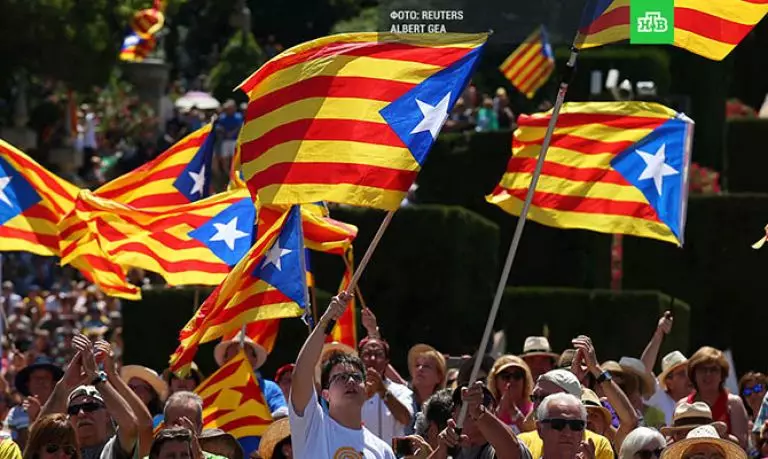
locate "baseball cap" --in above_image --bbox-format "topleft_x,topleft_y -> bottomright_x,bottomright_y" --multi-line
538,369 -> 583,398
68,385 -> 105,406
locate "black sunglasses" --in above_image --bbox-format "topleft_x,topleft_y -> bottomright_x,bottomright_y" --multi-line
635,448 -> 664,459
67,401 -> 104,416
498,369 -> 526,381
329,371 -> 364,385
45,444 -> 77,456
542,418 -> 586,431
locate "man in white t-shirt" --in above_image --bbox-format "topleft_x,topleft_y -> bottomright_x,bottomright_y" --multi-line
359,337 -> 414,445
290,292 -> 396,458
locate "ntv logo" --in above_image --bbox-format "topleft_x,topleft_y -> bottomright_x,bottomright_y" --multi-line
637,12 -> 668,33
630,0 -> 674,44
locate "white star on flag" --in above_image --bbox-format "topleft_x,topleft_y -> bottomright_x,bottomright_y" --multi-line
209,216 -> 249,250
636,143 -> 679,196
410,92 -> 452,140
188,165 -> 206,196
262,240 -> 292,271
0,176 -> 13,207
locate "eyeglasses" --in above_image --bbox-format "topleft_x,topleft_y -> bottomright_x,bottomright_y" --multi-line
541,418 -> 586,431
743,384 -> 765,396
45,444 -> 77,456
498,369 -> 526,381
361,350 -> 386,359
67,401 -> 104,416
635,448 -> 664,459
329,371 -> 364,386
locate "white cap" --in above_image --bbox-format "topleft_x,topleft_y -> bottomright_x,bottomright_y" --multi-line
538,369 -> 582,398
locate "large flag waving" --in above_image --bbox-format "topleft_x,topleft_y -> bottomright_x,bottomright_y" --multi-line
500,26 -> 555,99
170,205 -> 307,374
60,189 -> 255,286
575,0 -> 768,61
0,140 -> 79,255
95,125 -> 215,208
195,350 -> 272,454
487,102 -> 694,246
258,204 -> 358,255
237,32 -> 488,210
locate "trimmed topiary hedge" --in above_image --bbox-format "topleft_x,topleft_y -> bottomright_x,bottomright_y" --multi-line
724,119 -> 768,193
497,287 -> 690,372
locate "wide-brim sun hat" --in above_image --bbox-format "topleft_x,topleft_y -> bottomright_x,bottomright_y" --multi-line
660,402 -> 727,437
213,332 -> 268,370
521,336 -> 559,360
618,357 -> 656,398
121,365 -> 169,401
661,425 -> 746,459
15,357 -> 64,396
581,388 -> 612,427
658,351 -> 688,391
258,418 -> 291,459
199,428 -> 244,459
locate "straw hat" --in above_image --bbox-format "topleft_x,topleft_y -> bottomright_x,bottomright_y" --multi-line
658,351 -> 688,390
199,429 -> 244,459
314,342 -> 357,386
521,336 -> 559,360
618,357 -> 656,398
581,388 -> 612,427
660,402 -> 727,437
213,332 -> 268,370
661,425 -> 746,459
121,365 -> 169,401
258,418 -> 291,459
408,344 -> 446,379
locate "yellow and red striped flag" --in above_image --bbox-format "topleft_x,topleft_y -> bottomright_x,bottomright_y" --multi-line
237,32 -> 487,210
95,125 -> 214,208
326,248 -> 357,348
170,205 -> 308,374
487,102 -> 694,245
222,319 -> 281,354
60,189 -> 255,287
500,26 -> 555,99
195,350 -> 272,450
258,205 -> 357,256
119,32 -> 156,62
575,0 -> 768,61
0,140 -> 79,256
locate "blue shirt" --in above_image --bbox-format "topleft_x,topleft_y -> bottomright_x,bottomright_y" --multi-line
257,373 -> 287,415
216,113 -> 244,140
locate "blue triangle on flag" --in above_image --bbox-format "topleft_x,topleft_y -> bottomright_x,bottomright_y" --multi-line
0,157 -> 42,225
188,197 -> 255,266
173,127 -> 215,201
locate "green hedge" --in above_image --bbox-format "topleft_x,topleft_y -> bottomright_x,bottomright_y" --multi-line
621,194 -> 768,374
724,119 -> 768,193
498,288 -> 690,372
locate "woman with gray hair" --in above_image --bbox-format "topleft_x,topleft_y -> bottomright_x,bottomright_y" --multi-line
619,427 -> 667,459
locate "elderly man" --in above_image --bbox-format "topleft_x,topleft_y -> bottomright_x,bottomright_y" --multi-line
163,391 -> 228,459
536,393 -> 595,459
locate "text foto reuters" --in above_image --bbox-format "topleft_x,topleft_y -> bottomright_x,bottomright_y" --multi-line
389,10 -> 464,21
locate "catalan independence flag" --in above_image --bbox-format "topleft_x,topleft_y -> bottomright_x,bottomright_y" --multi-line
258,205 -> 358,256
0,140 -> 79,256
119,32 -> 156,62
62,234 -> 141,300
96,125 -> 214,208
326,248 -> 357,348
237,32 -> 487,210
487,102 -> 694,246
61,189 -> 254,287
500,26 -> 555,99
170,205 -> 307,374
222,319 -> 281,354
195,350 -> 272,454
575,0 -> 768,61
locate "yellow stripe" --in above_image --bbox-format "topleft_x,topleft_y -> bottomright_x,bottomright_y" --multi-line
247,55 -> 443,100
240,97 -> 389,142
512,145 -> 616,170
497,171 -> 647,203
516,57 -> 553,97
242,141 -> 417,177
529,101 -> 677,119
673,29 -> 737,61
4,216 -> 61,235
676,0 -> 768,24
201,302 -> 304,343
0,240 -> 57,256
503,43 -> 543,79
255,183 -> 407,211
575,25 -> 630,49
486,192 -> 678,244
109,251 -> 228,286
516,124 -> 653,144
523,67 -> 554,98
107,238 -> 228,264
500,28 -> 542,70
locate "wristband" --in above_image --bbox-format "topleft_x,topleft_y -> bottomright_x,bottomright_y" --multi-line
596,370 -> 613,384
91,371 -> 108,386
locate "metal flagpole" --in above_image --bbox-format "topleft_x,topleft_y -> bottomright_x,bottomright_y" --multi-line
454,49 -> 581,431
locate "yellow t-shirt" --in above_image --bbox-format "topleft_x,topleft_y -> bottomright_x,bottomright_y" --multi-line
518,429 -> 614,459
0,439 -> 22,459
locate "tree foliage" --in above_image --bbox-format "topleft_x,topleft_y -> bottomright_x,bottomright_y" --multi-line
208,29 -> 265,105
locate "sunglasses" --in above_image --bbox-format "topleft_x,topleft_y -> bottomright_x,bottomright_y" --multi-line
498,369 -> 526,381
45,444 -> 77,456
636,448 -> 664,459
329,371 -> 364,386
743,384 -> 765,396
67,401 -> 104,416
541,418 -> 586,432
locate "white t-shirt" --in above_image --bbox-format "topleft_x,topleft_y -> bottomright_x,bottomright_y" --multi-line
362,379 -> 414,446
645,380 -> 677,426
290,387 -> 396,459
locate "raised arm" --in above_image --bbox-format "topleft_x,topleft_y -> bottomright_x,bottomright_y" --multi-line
361,307 -> 407,385
463,382 -> 522,459
39,351 -> 90,418
640,312 -> 672,375
291,292 -> 352,415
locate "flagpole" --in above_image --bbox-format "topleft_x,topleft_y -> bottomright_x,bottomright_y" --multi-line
454,48 -> 580,431
192,287 -> 200,314
342,249 -> 369,310
323,210 -> 395,334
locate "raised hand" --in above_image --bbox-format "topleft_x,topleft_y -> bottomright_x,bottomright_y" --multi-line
322,291 -> 353,324
365,368 -> 385,398
575,438 -> 596,459
62,352 -> 90,390
173,416 -> 203,459
658,311 -> 673,335
73,334 -> 98,379
438,419 -> 468,449
572,335 -> 600,374
94,340 -> 116,377
23,396 -> 41,422
361,307 -> 379,334
462,381 -> 486,420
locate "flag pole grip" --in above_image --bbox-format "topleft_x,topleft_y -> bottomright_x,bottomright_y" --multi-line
454,48 -> 580,430
324,210 -> 395,334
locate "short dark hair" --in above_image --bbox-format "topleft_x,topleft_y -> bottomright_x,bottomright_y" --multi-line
415,389 -> 454,437
321,352 -> 366,390
150,427 -> 193,459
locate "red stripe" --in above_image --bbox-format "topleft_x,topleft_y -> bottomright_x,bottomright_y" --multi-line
109,242 -> 231,274
96,163 -> 187,200
215,415 -> 272,433
675,7 -> 759,45
501,43 -> 534,74
246,75 -> 415,120
498,188 -> 660,220
60,220 -> 88,240
0,225 -> 59,249
197,359 -> 243,393
21,203 -> 61,222
241,119 -> 405,163
580,5 -> 629,35
240,41 -> 473,93
207,290 -> 296,327
124,192 -> 193,208
513,134 -> 636,155
249,161 -> 417,193
3,148 -> 77,203
506,49 -> 545,85
506,157 -> 630,185
512,56 -> 550,93
520,113 -> 667,129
